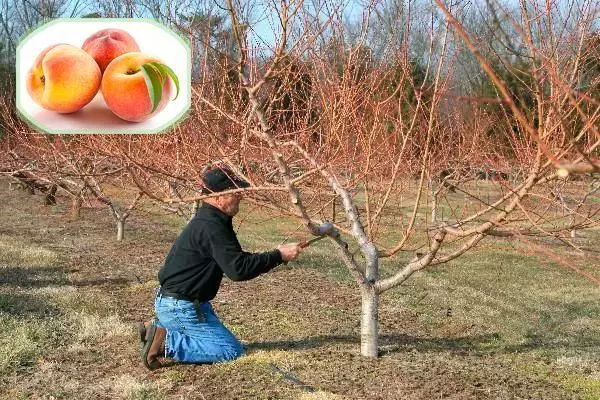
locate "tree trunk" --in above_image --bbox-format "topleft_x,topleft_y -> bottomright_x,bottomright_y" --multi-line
360,286 -> 379,357
361,246 -> 379,357
44,184 -> 57,205
71,196 -> 83,219
116,219 -> 124,241
431,195 -> 438,223
429,179 -> 438,223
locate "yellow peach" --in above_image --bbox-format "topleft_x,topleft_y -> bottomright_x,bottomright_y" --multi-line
26,44 -> 101,113
82,29 -> 140,73
101,52 -> 172,122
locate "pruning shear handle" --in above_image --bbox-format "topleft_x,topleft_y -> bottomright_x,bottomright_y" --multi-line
299,236 -> 326,249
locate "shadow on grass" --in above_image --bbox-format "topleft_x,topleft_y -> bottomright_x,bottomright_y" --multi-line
70,277 -> 131,287
246,333 -> 496,353
0,266 -> 131,288
246,331 -> 600,356
0,266 -> 68,288
0,292 -> 61,318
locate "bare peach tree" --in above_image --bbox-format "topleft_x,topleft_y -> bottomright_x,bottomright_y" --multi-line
193,0 -> 600,357
0,124 -> 150,241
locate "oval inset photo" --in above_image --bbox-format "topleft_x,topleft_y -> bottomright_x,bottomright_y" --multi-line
16,19 -> 191,134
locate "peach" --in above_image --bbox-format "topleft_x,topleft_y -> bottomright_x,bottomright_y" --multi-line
26,44 -> 101,113
101,52 -> 172,122
82,29 -> 140,72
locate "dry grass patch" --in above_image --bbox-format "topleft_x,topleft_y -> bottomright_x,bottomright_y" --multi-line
298,391 -> 345,400
127,279 -> 159,293
74,312 -> 131,344
0,236 -> 65,381
0,235 -> 59,268
238,349 -> 303,366
0,318 -> 46,377
108,374 -> 164,400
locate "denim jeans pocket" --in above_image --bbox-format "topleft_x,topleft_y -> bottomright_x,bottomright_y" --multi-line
173,305 -> 193,333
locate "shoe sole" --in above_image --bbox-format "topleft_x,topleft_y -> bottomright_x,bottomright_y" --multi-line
138,323 -> 146,347
141,324 -> 157,370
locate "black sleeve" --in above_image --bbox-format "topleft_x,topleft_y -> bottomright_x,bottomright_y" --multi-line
205,223 -> 283,281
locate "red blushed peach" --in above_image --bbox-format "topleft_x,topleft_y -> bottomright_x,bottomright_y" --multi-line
101,52 -> 172,122
82,29 -> 140,72
26,44 -> 101,113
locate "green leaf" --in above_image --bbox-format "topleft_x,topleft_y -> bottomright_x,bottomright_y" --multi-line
141,63 -> 163,113
147,61 -> 180,100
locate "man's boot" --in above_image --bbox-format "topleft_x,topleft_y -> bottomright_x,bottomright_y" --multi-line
141,324 -> 166,370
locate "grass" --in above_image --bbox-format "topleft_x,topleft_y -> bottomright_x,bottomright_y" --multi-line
0,317 -> 48,377
0,235 -> 64,380
0,235 -> 59,268
0,229 -> 139,396
382,239 -> 600,347
74,313 -> 131,344
1,177 -> 600,399
111,374 -> 163,400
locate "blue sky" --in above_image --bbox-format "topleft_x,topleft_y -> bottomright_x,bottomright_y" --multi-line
248,0 -> 363,47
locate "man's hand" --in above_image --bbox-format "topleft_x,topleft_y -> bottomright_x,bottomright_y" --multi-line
277,243 -> 302,262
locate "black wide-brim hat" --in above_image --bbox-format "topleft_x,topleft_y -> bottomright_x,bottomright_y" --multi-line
202,167 -> 250,194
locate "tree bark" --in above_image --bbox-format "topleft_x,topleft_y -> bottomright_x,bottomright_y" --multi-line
430,180 -> 438,223
116,219 -> 124,241
44,184 -> 57,205
360,286 -> 379,357
361,245 -> 379,357
71,196 -> 83,219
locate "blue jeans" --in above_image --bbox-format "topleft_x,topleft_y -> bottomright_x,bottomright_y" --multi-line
154,293 -> 245,363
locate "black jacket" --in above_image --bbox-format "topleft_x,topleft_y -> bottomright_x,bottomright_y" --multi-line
158,203 -> 283,301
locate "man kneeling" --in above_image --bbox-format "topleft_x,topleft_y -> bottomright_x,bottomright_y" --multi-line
140,167 -> 301,369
